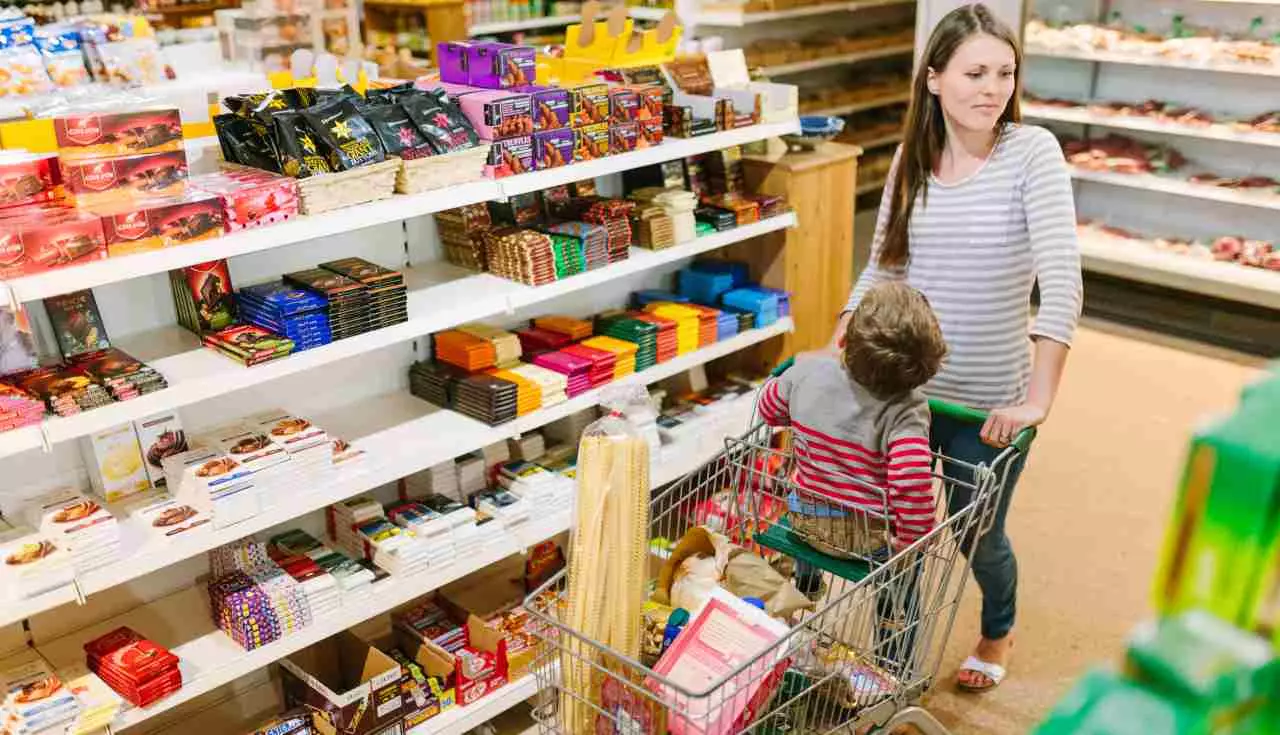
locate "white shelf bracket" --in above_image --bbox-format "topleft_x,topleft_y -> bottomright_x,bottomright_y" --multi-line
37,420 -> 52,454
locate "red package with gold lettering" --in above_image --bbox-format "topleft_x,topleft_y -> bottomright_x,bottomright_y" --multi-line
0,153 -> 62,209
0,209 -> 107,279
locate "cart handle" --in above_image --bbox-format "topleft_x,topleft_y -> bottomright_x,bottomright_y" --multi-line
769,356 -> 1036,454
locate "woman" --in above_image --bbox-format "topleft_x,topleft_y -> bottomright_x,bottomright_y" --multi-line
838,4 -> 1082,692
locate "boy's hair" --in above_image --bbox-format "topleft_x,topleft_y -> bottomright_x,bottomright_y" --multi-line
843,282 -> 947,400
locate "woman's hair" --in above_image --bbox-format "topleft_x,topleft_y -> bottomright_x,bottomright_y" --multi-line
879,3 -> 1022,268
843,282 -> 947,400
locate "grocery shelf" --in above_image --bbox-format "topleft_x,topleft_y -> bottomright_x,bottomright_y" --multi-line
845,132 -> 902,150
500,120 -> 800,195
689,0 -> 913,26
756,42 -> 915,77
1078,230 -> 1280,309
1024,102 -> 1280,150
35,512 -> 571,732
0,121 -> 798,304
1070,168 -> 1280,212
804,90 -> 910,118
0,587 -> 80,630
3,213 -> 795,458
468,14 -> 581,35
1,320 -> 792,627
1025,45 -> 1280,78
408,672 -> 542,735
0,425 -> 42,461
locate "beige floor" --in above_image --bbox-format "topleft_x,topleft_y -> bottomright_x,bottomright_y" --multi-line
914,321 -> 1267,734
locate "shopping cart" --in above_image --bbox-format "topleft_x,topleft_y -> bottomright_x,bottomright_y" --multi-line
525,361 -> 1034,735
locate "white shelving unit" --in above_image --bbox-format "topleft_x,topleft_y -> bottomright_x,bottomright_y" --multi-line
1024,102 -> 1280,150
805,90 -> 910,118
1078,230 -> 1280,309
0,214 -> 795,462
1026,0 -> 1280,323
0,108 -> 804,735
468,14 -> 581,35
679,0 -> 912,27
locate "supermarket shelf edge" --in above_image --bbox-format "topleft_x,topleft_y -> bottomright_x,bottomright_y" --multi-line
1025,45 -> 1280,78
692,0 -> 914,26
757,43 -> 915,77
468,14 -> 581,34
1023,103 -> 1280,150
803,90 -> 910,118
1070,168 -> 1280,212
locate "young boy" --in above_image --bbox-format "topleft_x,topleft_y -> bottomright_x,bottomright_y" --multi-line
757,281 -> 947,558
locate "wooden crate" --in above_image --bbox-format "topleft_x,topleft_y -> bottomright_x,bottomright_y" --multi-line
295,158 -> 401,214
396,145 -> 490,194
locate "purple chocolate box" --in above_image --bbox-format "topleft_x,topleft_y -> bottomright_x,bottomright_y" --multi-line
517,86 -> 571,132
437,41 -> 486,85
466,42 -> 537,89
487,135 -> 535,177
533,129 -> 574,170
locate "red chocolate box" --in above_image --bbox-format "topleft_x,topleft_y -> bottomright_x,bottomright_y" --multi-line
0,210 -> 107,279
189,169 -> 299,232
62,150 -> 189,207
94,193 -> 225,256
0,153 -> 62,209
54,108 -> 184,160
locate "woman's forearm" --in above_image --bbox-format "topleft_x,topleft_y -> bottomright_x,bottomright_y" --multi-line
1026,337 -> 1070,416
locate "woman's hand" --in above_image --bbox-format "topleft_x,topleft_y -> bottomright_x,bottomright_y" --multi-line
980,402 -> 1047,447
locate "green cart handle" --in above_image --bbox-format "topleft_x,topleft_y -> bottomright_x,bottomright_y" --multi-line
769,356 -> 1036,454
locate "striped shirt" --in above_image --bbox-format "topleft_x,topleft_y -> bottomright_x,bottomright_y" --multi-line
758,354 -> 936,543
847,124 -> 1083,409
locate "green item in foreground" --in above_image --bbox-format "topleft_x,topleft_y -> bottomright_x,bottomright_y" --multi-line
1034,669 -> 1205,735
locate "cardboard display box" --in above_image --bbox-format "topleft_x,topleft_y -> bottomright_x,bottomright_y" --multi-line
279,631 -> 404,735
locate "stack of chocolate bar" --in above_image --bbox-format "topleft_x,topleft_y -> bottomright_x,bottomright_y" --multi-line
72,348 -> 168,400
543,221 -> 608,273
532,315 -> 593,341
532,351 -> 592,398
581,335 -> 639,380
632,205 -> 676,250
84,627 -> 182,707
509,363 -> 569,407
12,366 -> 113,416
454,374 -> 519,426
514,326 -> 572,358
435,204 -> 493,272
203,324 -> 296,366
595,313 -> 659,371
457,324 -> 522,367
209,570 -> 285,649
409,361 -> 463,409
486,367 -> 540,416
702,193 -> 760,226
285,268 -> 370,340
434,330 -> 497,372
1,655 -> 81,735
484,228 -> 557,286
683,303 -> 723,348
581,200 -> 634,263
694,206 -> 737,232
631,312 -> 678,363
748,193 -> 787,219
172,259 -> 238,336
320,258 -> 407,331
209,540 -> 313,647
0,382 -> 44,430
237,281 -> 333,351
562,344 -> 616,388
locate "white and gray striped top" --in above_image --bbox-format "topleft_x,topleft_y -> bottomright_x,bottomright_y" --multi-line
847,124 -> 1083,409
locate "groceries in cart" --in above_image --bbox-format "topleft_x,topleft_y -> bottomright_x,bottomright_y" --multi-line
754,282 -> 948,562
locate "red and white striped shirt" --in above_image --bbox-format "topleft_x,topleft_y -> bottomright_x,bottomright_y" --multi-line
757,354 -> 937,543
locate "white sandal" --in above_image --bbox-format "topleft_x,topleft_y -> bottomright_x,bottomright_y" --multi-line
956,655 -> 1007,692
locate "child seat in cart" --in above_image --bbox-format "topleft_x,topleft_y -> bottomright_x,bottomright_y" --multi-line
525,357 -> 1034,735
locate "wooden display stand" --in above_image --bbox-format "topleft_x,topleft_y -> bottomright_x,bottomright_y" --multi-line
718,141 -> 861,369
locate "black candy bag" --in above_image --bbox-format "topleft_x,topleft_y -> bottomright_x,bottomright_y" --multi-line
401,90 -> 479,155
362,102 -> 433,160
364,82 -> 417,106
299,97 -> 387,170
271,111 -> 333,178
224,92 -> 270,116
215,113 -> 281,172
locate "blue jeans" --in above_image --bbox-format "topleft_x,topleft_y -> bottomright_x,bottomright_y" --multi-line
931,412 -> 1027,640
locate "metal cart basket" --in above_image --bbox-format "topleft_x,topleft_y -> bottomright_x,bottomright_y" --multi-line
526,377 -> 1033,735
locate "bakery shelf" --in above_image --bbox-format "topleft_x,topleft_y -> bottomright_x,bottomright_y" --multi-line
1,213 -> 795,459
499,120 -> 800,195
689,0 -> 913,27
1024,102 -> 1280,150
756,42 -> 915,77
0,121 -> 798,305
1070,168 -> 1280,212
469,14 -> 581,35
1025,44 -> 1280,78
804,90 -> 910,118
34,512 -> 570,732
0,320 -> 792,628
1078,229 -> 1280,309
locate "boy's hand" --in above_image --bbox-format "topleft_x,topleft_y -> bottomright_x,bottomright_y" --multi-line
981,403 -> 1047,448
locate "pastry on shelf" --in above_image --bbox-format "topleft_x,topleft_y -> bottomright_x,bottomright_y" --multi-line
1061,134 -> 1186,174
